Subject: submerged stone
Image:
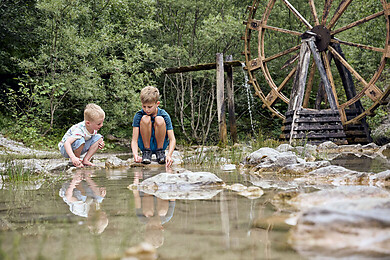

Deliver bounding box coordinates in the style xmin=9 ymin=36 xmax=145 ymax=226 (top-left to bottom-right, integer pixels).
xmin=129 ymin=171 xmax=225 ymax=200
xmin=290 ymin=197 xmax=390 ymax=259
xmin=289 ymin=186 xmax=390 ymax=210
xmin=225 ymin=183 xmax=264 ymax=199
xmin=124 ymin=242 xmax=157 ymax=260
xmin=295 ymin=165 xmax=374 ymax=186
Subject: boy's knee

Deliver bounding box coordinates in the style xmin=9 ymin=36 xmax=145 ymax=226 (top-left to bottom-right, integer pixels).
xmin=140 ymin=115 xmax=152 ymax=125
xmin=154 ymin=116 xmax=166 ymax=127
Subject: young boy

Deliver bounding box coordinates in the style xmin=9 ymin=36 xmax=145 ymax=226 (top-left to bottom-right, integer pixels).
xmin=58 ymin=103 xmax=105 ymax=167
xmin=131 ymin=86 xmax=176 ymax=167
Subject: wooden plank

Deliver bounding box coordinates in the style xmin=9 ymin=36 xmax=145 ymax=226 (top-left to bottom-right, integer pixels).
xmin=285 ymin=109 xmax=340 ymax=116
xmin=307 ymin=39 xmax=338 ymax=110
xmin=286 ymin=132 xmax=347 ymax=138
xmin=225 ymin=55 xmax=238 ymax=144
xmin=284 ymin=116 xmax=344 ymax=123
xmin=216 ymin=53 xmax=227 ymax=145
xmin=163 ymin=60 xmax=242 ymax=74
xmin=283 ymin=124 xmax=344 ymax=131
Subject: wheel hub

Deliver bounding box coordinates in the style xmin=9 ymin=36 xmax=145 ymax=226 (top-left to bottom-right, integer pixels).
xmin=304 ymin=25 xmax=331 ymax=52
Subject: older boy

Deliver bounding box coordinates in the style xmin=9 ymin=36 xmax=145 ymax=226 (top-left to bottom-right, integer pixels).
xmin=131 ymin=86 xmax=176 ymax=167
xmin=58 ymin=103 xmax=105 ymax=167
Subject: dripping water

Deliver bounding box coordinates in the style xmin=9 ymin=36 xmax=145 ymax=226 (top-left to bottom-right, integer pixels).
xmin=241 ymin=63 xmax=256 ymax=135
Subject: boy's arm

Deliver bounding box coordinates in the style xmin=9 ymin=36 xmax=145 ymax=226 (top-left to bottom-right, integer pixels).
xmin=64 ymin=137 xmax=83 ymax=167
xmin=131 ymin=127 xmax=142 ymax=163
xmin=166 ymin=129 xmax=176 ymax=167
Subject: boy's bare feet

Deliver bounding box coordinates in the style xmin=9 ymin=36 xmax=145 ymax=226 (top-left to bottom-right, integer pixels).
xmin=82 ymin=160 xmax=95 ymax=167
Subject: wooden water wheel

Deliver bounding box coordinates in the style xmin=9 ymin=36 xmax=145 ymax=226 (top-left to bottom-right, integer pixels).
xmin=243 ymin=0 xmax=390 ymax=144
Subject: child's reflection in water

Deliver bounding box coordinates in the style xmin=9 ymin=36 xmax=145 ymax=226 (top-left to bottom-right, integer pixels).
xmin=132 ymin=169 xmax=175 ymax=248
xmin=59 ymin=170 xmax=108 ymax=234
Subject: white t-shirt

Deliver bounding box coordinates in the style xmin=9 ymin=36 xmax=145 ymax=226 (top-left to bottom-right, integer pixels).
xmin=58 ymin=121 xmax=97 ymax=150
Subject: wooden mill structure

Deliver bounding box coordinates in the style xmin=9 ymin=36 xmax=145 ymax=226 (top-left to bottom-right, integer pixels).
xmin=243 ymin=0 xmax=390 ymax=144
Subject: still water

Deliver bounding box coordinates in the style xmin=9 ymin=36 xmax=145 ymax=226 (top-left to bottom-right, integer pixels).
xmin=1 ymin=153 xmax=388 ymax=260
xmin=0 ymin=165 xmax=302 ymax=260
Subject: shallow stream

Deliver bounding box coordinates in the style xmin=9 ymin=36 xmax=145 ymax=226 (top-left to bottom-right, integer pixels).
xmin=0 ymin=154 xmax=389 ymax=259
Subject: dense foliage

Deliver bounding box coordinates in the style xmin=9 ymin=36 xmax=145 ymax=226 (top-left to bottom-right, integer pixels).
xmin=0 ymin=0 xmax=388 ymax=148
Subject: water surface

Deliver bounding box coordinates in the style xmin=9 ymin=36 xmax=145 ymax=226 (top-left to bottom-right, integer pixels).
xmin=0 ymin=166 xmax=301 ymax=260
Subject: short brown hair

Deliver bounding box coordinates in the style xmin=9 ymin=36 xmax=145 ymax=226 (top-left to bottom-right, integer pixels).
xmin=84 ymin=103 xmax=105 ymax=122
xmin=140 ymin=86 xmax=160 ymax=104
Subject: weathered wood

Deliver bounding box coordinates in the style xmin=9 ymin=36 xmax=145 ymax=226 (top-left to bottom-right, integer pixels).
xmin=288 ymin=42 xmax=311 ymax=111
xmin=328 ymin=45 xmax=383 ymax=103
xmin=264 ymin=44 xmax=301 ymax=63
xmin=285 ymin=108 xmax=340 ymax=116
xmin=331 ymin=43 xmax=372 ymax=142
xmin=284 ymin=117 xmax=345 ymax=123
xmin=263 ymin=66 xmax=296 ymax=108
xmin=288 ymin=40 xmax=311 ymax=144
xmin=307 ymin=38 xmax=338 ymax=110
xmin=163 ymin=60 xmax=242 ymax=74
xmin=282 ymin=0 xmax=312 ymax=29
xmin=284 ymin=132 xmax=347 ymax=139
xmin=327 ymin=0 xmax=353 ymax=29
xmin=225 ymin=55 xmax=238 ymax=144
xmin=332 ymin=10 xmax=384 ymax=35
xmin=331 ymin=38 xmax=384 ymax=53
xmin=283 ymin=124 xmax=344 ymax=131
xmin=309 ymin=0 xmax=320 ymax=26
xmin=216 ymin=53 xmax=227 ymax=145
xmin=303 ymin=62 xmax=316 ymax=108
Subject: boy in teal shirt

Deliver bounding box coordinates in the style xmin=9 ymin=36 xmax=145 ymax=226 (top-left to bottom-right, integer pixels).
xmin=131 ymin=86 xmax=176 ymax=167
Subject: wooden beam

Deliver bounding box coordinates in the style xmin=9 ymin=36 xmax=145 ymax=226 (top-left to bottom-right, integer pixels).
xmin=216 ymin=53 xmax=228 ymax=145
xmin=226 ymin=55 xmax=238 ymax=144
xmin=163 ymin=60 xmax=243 ymax=74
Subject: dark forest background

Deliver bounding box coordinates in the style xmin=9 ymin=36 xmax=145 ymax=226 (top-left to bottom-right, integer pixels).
xmin=0 ymin=0 xmax=388 ymax=149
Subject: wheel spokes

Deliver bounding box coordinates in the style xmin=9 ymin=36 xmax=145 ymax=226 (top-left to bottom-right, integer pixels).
xmin=328 ymin=45 xmax=383 ymax=102
xmin=332 ymin=10 xmax=385 ymax=35
xmin=263 ymin=24 xmax=302 ymax=36
xmin=332 ymin=38 xmax=385 ymax=53
xmin=264 ymin=66 xmax=297 ymax=107
xmin=327 ymin=0 xmax=353 ymax=29
xmin=264 ymin=44 xmax=301 ymax=63
xmin=282 ymin=0 xmax=312 ymax=29
xmin=309 ymin=0 xmax=320 ymax=26
xmin=321 ymin=0 xmax=334 ymax=26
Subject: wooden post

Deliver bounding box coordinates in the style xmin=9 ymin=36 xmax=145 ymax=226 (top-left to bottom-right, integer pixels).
xmin=288 ymin=40 xmax=311 ymax=144
xmin=216 ymin=53 xmax=227 ymax=145
xmin=225 ymin=55 xmax=238 ymax=144
xmin=307 ymin=38 xmax=338 ymax=110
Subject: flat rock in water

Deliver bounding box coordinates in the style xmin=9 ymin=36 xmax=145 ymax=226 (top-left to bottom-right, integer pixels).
xmin=289 ymin=185 xmax=390 ymax=210
xmin=295 ymin=165 xmax=374 ymax=186
xmin=290 ymin=197 xmax=390 ymax=259
xmin=131 ymin=171 xmax=225 ymax=200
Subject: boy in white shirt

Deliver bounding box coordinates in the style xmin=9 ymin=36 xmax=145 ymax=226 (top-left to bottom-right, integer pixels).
xmin=58 ymin=103 xmax=105 ymax=167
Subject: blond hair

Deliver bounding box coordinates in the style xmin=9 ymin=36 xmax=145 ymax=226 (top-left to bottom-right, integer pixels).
xmin=140 ymin=86 xmax=160 ymax=104
xmin=84 ymin=103 xmax=105 ymax=122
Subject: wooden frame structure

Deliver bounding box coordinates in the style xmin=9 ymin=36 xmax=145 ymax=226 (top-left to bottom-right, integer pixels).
xmin=243 ymin=0 xmax=390 ymax=144
xmin=163 ymin=54 xmax=242 ymax=145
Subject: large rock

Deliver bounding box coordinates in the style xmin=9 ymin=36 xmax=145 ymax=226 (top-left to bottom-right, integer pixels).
xmin=105 ymin=155 xmax=129 ymax=168
xmin=295 ymin=165 xmax=375 ymax=186
xmin=245 ymin=147 xmax=280 ymax=165
xmin=289 ymin=186 xmax=390 ymax=210
xmin=129 ymin=171 xmax=225 ymax=200
xmin=290 ymin=197 xmax=390 ymax=259
xmin=371 ymin=122 xmax=390 ymax=145
xmin=278 ymin=160 xmax=331 ymax=175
